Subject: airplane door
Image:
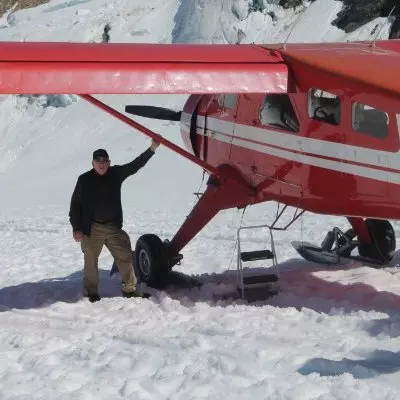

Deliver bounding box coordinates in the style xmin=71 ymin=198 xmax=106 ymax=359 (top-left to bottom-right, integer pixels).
xmin=231 ymin=93 xmax=302 ymax=189
xmin=229 ymin=94 xmax=263 ymax=184
xmin=305 ymin=90 xmax=390 ymax=209
xmin=350 ymin=101 xmax=390 ymax=198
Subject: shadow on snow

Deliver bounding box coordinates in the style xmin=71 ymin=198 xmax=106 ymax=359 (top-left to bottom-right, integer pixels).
xmin=298 ymin=349 xmax=400 ymax=379
xmin=0 ymin=251 xmax=400 ymax=319
xmin=0 ymin=269 xmax=120 ymax=311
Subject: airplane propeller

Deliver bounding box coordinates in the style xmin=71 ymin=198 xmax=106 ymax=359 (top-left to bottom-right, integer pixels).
xmin=125 ymin=105 xmax=182 ymax=121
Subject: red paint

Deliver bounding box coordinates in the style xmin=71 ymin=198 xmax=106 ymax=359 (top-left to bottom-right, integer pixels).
xmin=169 ymin=165 xmax=255 ymax=254
xmin=0 ymin=42 xmax=287 ymax=94
xmin=0 ymin=42 xmax=284 ymax=63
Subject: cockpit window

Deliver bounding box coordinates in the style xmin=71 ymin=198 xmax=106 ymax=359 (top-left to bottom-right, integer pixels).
xmin=352 ymin=102 xmax=389 ymax=139
xmin=223 ymin=94 xmax=237 ymax=110
xmin=308 ymin=89 xmax=341 ymax=125
xmin=259 ymin=94 xmax=299 ymax=132
xmin=217 ymin=94 xmax=237 ymax=110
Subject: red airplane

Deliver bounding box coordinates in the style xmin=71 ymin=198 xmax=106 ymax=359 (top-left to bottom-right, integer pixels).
xmin=1 ymin=40 xmax=399 ymax=291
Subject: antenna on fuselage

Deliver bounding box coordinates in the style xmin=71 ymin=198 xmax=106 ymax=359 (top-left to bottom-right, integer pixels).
xmin=371 ymin=5 xmax=396 ymax=47
xmin=282 ymin=6 xmax=308 ymax=50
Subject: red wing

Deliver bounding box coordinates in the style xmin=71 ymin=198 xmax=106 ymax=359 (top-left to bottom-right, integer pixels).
xmin=0 ymin=42 xmax=287 ymax=94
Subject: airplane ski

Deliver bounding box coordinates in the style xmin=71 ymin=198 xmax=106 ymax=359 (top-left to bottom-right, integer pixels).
xmin=292 ymin=241 xmax=388 ymax=269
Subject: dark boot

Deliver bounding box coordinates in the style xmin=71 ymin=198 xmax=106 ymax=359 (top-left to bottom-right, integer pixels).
xmin=122 ymin=290 xmax=150 ymax=299
xmin=84 ymin=292 xmax=101 ymax=303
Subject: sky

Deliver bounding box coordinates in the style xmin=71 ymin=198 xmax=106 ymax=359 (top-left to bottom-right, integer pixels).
xmin=1 ymin=0 xmax=400 ymax=399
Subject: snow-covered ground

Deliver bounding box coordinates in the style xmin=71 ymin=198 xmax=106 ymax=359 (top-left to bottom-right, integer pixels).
xmin=1 ymin=0 xmax=400 ymax=398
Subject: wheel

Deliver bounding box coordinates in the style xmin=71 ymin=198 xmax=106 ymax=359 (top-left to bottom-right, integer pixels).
xmin=358 ymin=219 xmax=396 ymax=263
xmin=134 ymin=234 xmax=169 ymax=289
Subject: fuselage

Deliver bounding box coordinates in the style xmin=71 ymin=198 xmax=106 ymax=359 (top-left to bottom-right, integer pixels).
xmin=180 ymin=88 xmax=400 ymax=220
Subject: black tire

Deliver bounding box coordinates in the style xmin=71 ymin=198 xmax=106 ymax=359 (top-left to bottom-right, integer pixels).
xmin=358 ymin=219 xmax=396 ymax=263
xmin=134 ymin=234 xmax=169 ymax=289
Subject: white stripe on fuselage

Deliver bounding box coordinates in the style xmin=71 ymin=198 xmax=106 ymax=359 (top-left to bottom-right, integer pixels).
xmin=181 ymin=112 xmax=400 ymax=184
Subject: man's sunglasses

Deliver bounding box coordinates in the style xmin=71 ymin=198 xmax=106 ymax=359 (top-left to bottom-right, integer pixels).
xmin=94 ymin=157 xmax=109 ymax=163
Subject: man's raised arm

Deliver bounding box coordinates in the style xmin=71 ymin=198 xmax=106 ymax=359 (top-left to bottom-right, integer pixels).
xmin=117 ymin=139 xmax=159 ymax=182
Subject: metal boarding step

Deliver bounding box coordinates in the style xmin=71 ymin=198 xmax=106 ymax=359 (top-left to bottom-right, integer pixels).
xmin=240 ymin=250 xmax=274 ymax=262
xmin=242 ymin=274 xmax=279 ymax=286
xmin=237 ymin=225 xmax=280 ymax=301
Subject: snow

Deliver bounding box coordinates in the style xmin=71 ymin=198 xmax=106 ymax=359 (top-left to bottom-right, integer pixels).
xmin=1 ymin=0 xmax=400 ymax=399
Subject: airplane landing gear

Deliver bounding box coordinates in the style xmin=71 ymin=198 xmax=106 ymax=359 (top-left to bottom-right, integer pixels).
xmin=293 ymin=218 xmax=396 ymax=268
xmin=133 ymin=166 xmax=254 ymax=290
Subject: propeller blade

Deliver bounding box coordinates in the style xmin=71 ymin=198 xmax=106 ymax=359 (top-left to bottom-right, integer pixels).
xmin=125 ymin=105 xmax=182 ymax=121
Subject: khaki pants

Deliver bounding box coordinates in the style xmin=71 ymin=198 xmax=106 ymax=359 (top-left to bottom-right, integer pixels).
xmin=81 ymin=222 xmax=137 ymax=295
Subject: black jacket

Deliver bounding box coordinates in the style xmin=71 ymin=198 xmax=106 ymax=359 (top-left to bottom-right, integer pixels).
xmin=69 ymin=148 xmax=154 ymax=235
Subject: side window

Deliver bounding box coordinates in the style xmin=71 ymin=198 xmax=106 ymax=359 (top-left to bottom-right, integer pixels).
xmin=352 ymin=102 xmax=389 ymax=139
xmin=259 ymin=94 xmax=299 ymax=132
xmin=223 ymin=94 xmax=237 ymax=110
xmin=217 ymin=94 xmax=237 ymax=110
xmin=308 ymin=89 xmax=341 ymax=125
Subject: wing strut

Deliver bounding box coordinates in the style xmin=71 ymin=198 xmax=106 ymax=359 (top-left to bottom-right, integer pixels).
xmin=80 ymin=95 xmax=218 ymax=175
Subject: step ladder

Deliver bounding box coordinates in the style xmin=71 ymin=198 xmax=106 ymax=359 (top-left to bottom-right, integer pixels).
xmin=237 ymin=224 xmax=280 ymax=300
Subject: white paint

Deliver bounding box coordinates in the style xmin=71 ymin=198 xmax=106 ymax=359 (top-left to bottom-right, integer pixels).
xmin=182 ymin=112 xmax=400 ymax=184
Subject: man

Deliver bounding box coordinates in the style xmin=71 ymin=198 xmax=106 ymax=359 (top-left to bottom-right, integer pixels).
xmin=69 ymin=139 xmax=159 ymax=302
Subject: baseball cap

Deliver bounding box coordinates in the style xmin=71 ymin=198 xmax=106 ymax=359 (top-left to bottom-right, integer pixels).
xmin=93 ymin=149 xmax=109 ymax=160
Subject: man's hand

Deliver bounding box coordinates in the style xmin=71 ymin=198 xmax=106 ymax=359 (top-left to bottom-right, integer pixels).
xmin=73 ymin=231 xmax=83 ymax=242
xmin=150 ymin=138 xmax=160 ymax=152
